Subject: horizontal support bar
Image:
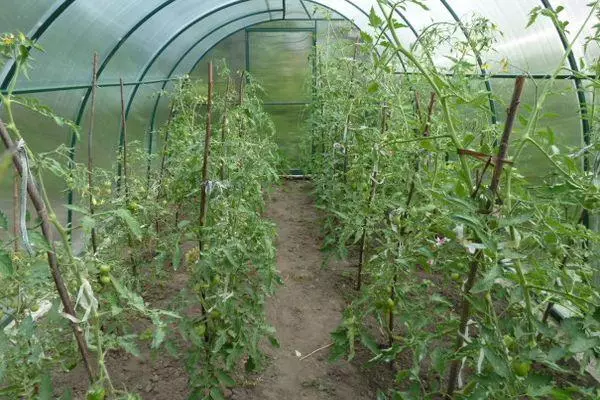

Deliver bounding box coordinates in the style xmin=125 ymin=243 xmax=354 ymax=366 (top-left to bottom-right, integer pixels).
xmin=2 ymin=77 xmax=184 ymax=95
xmin=246 ymin=27 xmax=316 ymax=32
xmin=282 ymin=18 xmax=346 ymax=21
xmin=263 ymin=101 xmax=309 ymax=106
xmin=393 ymin=71 xmax=597 ymax=80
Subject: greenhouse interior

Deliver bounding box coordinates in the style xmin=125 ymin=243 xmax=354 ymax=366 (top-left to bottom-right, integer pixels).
xmin=2 ymin=0 xmax=600 ymax=399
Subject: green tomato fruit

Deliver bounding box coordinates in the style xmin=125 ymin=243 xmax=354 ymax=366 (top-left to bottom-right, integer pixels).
xmin=99 ymin=264 xmax=111 ymax=274
xmin=503 ymin=335 xmax=515 ymax=349
xmin=86 ymin=386 xmax=106 ymax=400
xmin=30 ymin=303 xmax=40 ymax=312
xmin=195 ymin=323 xmax=206 ymax=337
xmin=100 ymin=275 xmax=111 ymax=285
xmin=451 ymin=272 xmax=461 ymax=282
xmin=512 ymin=360 xmax=531 ymax=377
xmin=386 ymin=298 xmax=395 ymax=309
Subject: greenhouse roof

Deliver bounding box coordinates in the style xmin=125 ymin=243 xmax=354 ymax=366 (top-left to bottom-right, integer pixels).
xmin=2 ymin=1 xmax=599 ymax=90
xmin=1 ymin=0 xmax=599 ymax=156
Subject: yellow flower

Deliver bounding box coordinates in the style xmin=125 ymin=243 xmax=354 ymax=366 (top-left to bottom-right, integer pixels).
xmin=1 ymin=34 xmax=15 ymax=47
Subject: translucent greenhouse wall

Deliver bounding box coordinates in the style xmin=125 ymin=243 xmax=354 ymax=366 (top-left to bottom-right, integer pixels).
xmin=1 ymin=0 xmax=600 ymax=229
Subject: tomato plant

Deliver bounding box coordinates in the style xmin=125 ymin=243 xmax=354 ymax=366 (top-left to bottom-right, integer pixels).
xmin=1 ymin=31 xmax=280 ymax=399
xmin=308 ymin=1 xmax=600 ymax=398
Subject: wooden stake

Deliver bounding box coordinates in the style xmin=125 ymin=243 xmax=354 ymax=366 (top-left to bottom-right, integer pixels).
xmin=423 ymin=92 xmax=437 ymax=137
xmin=119 ymin=78 xmax=129 ymax=200
xmin=12 ymin=167 xmax=19 ymax=253
xmin=88 ymin=53 xmax=99 ymax=254
xmin=446 ymin=76 xmax=525 ymax=398
xmin=220 ymin=77 xmax=231 ymax=181
xmin=356 ymin=106 xmax=387 ymax=291
xmin=198 ymin=61 xmax=214 ymax=343
xmin=199 ymin=61 xmax=214 ymax=253
xmin=120 ymin=78 xmax=137 ymax=279
xmin=155 ymin=103 xmax=175 ymax=235
xmin=0 ymin=120 xmax=96 ymax=382
xmin=238 ymin=71 xmax=245 ymax=137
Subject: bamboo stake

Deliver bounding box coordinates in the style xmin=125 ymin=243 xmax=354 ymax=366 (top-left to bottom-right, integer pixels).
xmin=87 ymin=53 xmax=99 ymax=254
xmin=198 ymin=62 xmax=214 ymax=343
xmin=119 ymin=78 xmax=129 ymax=200
xmin=356 ymin=106 xmax=387 ymax=291
xmin=423 ymin=92 xmax=437 ymax=137
xmin=356 ymin=169 xmax=377 ymax=291
xmin=12 ymin=167 xmax=19 ymax=253
xmin=155 ymin=103 xmax=175 ymax=235
xmin=238 ymin=71 xmax=245 ymax=137
xmin=238 ymin=70 xmax=246 ymax=107
xmin=220 ymin=77 xmax=231 ymax=181
xmin=199 ymin=61 xmax=214 ymax=254
xmin=0 ymin=120 xmax=96 ymax=382
xmin=446 ymin=76 xmax=526 ymax=398
xmin=119 ymin=78 xmax=137 ymax=279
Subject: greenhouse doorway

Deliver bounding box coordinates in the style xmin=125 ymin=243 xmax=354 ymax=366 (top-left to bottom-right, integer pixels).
xmin=246 ymin=26 xmax=315 ymax=173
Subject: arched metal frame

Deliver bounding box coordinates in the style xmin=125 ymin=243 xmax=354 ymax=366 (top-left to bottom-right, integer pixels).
xmin=115 ymin=8 xmax=283 ymax=180
xmin=60 ymin=0 xmax=374 ymax=226
xmin=147 ymin=0 xmax=371 ymax=136
xmin=540 ymin=0 xmax=591 ymax=149
xmin=0 ymin=0 xmax=592 ymax=230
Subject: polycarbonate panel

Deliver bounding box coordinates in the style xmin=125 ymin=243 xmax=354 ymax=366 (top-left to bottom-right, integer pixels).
xmin=249 ymin=31 xmax=314 ymax=102
xmin=492 ymin=77 xmax=582 ymax=176
xmin=77 ymin=86 xmax=135 ymax=172
xmin=151 ymin=12 xmax=279 ymax=103
xmin=309 ymin=0 xmax=372 ymax=36
xmin=285 ymin=0 xmax=312 ymax=19
xmin=124 ymin=10 xmax=278 ymax=141
xmin=0 ymin=89 xmax=86 ymax=228
xmin=11 ymin=0 xmax=170 ymax=89
xmin=557 ymin=0 xmax=600 ymax=73
xmin=189 ymin=31 xmax=247 ymax=80
xmin=0 ymin=0 xmax=54 ymax=38
xmin=265 ymin=104 xmax=309 ymax=168
xmin=104 ymin=0 xmax=278 ymax=84
xmin=449 ymin=0 xmax=567 ymax=74
xmin=300 ymin=0 xmax=345 ymax=19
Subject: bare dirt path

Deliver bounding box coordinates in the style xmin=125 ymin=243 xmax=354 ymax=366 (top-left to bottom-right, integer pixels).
xmin=233 ymin=181 xmax=378 ymax=400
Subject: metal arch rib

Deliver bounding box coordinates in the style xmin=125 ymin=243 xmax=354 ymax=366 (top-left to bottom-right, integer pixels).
xmin=146 ymin=11 xmax=286 ymax=135
xmin=143 ymin=12 xmax=283 ymax=175
xmin=122 ymin=0 xmax=258 ymax=123
xmin=147 ymin=0 xmax=393 ymax=133
xmin=66 ymin=0 xmax=255 ymax=226
xmin=65 ymin=0 xmax=254 ymax=226
xmin=72 ymin=0 xmax=184 ymax=130
xmin=0 ymin=0 xmax=75 ymax=90
xmin=539 ymin=0 xmax=591 ymax=226
xmin=540 ymin=0 xmax=590 ymax=150
xmin=439 ymin=0 xmax=497 ymax=125
xmin=117 ymin=4 xmax=274 ymax=181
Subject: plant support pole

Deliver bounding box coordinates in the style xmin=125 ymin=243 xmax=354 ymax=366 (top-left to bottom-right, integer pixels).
xmin=119 ymin=78 xmax=137 ymax=279
xmin=356 ymin=106 xmax=387 ymax=291
xmin=119 ymin=78 xmax=129 ymax=200
xmin=199 ymin=61 xmax=214 ymax=253
xmin=88 ymin=53 xmax=99 ymax=254
xmin=197 ymin=61 xmax=214 ymax=343
xmin=446 ymin=76 xmax=525 ymax=398
xmin=12 ymin=168 xmax=19 ymax=253
xmin=0 ymin=120 xmax=96 ymax=382
xmin=220 ymin=77 xmax=231 ymax=181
